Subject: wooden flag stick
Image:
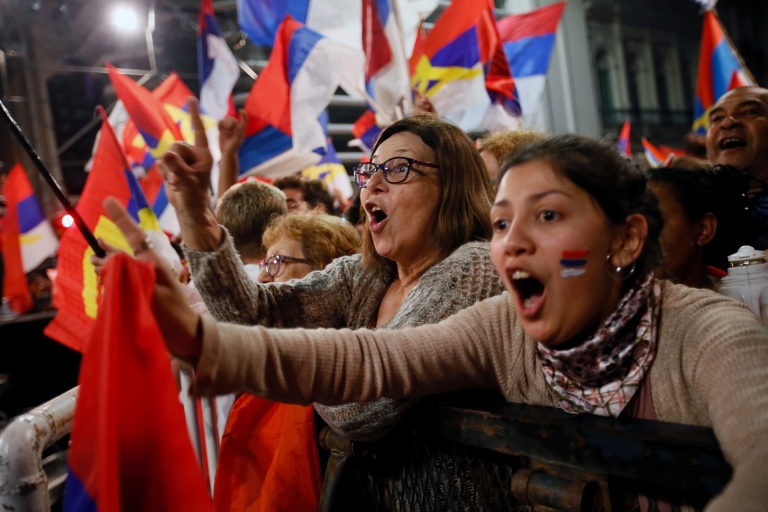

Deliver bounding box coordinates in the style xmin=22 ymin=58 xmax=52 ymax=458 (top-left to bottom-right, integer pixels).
xmin=0 ymin=98 xmax=105 ymax=257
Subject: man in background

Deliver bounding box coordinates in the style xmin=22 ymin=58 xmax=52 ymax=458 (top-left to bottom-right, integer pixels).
xmin=273 ymin=175 xmax=336 ymax=215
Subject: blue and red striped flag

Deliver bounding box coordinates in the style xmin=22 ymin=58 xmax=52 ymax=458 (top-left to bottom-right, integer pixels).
xmin=198 ymin=0 xmax=239 ymax=121
xmin=617 ymin=121 xmax=631 ymax=157
xmin=0 ymin=164 xmax=58 ymax=313
xmin=693 ymin=10 xmax=755 ymax=134
xmin=642 ymin=138 xmax=670 ymax=168
xmin=497 ymin=2 xmax=566 ymax=118
xmin=238 ymin=15 xmax=363 ymax=179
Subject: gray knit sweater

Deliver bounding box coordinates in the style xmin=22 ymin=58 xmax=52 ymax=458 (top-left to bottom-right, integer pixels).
xmin=186 ymin=229 xmax=505 ymax=440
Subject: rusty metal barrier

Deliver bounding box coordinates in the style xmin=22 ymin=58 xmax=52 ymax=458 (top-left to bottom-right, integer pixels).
xmin=318 ymin=391 xmax=732 ymax=512
xmin=0 ymin=387 xmax=78 ymax=512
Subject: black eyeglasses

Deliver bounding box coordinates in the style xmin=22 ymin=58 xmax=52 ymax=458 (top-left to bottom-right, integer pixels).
xmin=259 ymin=255 xmax=311 ymax=277
xmin=353 ymin=157 xmax=439 ymax=188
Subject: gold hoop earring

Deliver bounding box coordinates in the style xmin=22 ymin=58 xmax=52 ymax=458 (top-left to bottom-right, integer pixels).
xmin=605 ymin=250 xmax=637 ymax=280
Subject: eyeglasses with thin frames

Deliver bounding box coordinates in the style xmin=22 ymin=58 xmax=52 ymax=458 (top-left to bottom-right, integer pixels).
xmin=259 ymin=255 xmax=311 ymax=277
xmin=353 ymin=157 xmax=439 ymax=188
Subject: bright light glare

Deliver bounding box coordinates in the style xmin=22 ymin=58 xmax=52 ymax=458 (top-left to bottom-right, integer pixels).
xmin=113 ymin=6 xmax=139 ymax=31
xmin=62 ymin=214 xmax=74 ymax=228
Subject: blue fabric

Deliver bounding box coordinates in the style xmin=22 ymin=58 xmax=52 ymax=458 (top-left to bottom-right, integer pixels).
xmin=712 ymin=40 xmax=741 ymax=102
xmin=198 ymin=13 xmax=223 ymax=86
xmin=136 ymin=128 xmax=159 ymax=150
xmin=237 ymin=0 xmax=310 ymax=47
xmin=17 ymin=194 xmax=45 ymax=233
xmin=238 ymin=125 xmax=294 ymax=173
xmin=502 ymin=34 xmax=556 ymax=78
xmin=287 ymin=26 xmax=324 ymax=85
xmin=62 ymin=469 xmax=98 ymax=512
xmin=430 ymin=27 xmax=479 ymax=68
xmin=152 ymin=185 xmax=170 ymax=219
xmin=374 ymin=0 xmax=390 ymax=26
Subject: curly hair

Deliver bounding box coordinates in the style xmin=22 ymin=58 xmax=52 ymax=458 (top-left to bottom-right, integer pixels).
xmin=479 ymin=129 xmax=545 ymax=164
xmin=362 ymin=114 xmax=495 ymax=275
xmin=262 ymin=212 xmax=361 ymax=270
xmin=648 ymin=165 xmax=757 ymax=270
xmin=501 ymin=134 xmax=664 ymax=286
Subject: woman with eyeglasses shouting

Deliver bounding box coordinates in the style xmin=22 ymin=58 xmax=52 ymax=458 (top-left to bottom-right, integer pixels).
xmin=154 ymin=107 xmax=504 ymax=441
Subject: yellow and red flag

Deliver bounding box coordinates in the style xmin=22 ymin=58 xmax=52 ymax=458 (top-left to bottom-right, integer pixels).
xmin=44 ymin=112 xmax=171 ymax=352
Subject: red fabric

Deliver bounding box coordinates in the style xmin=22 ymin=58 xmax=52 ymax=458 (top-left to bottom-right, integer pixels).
xmin=213 ymin=395 xmax=322 ymax=512
xmin=496 ymin=2 xmax=566 ymax=41
xmin=0 ymin=164 xmax=33 ymax=313
xmin=65 ymin=253 xmax=211 ymax=511
xmin=45 ymin=118 xmax=136 ymax=352
xmin=107 ymin=63 xmax=183 ymax=143
xmin=362 ymin=0 xmax=392 ymax=82
xmin=243 ymin=16 xmax=301 ymax=138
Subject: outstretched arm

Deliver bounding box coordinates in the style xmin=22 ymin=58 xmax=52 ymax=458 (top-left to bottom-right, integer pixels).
xmin=190 ymin=298 xmax=509 ymax=405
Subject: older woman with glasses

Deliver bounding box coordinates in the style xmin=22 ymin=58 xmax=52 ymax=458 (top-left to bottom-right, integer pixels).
xmin=257 ymin=212 xmax=360 ymax=284
xmin=155 ymin=106 xmax=505 ymax=441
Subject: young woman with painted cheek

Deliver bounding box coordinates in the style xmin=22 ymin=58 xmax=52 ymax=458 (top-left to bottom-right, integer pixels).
xmin=109 ymin=134 xmax=768 ymax=509
xmin=490 ymin=159 xmax=647 ymax=347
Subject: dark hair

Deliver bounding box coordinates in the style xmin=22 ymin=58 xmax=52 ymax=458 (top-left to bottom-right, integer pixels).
xmin=648 ymin=165 xmax=757 ymax=270
xmin=500 ymin=134 xmax=664 ymax=285
xmin=273 ymin=175 xmax=337 ymax=215
xmin=362 ymin=114 xmax=495 ymax=274
xmin=345 ymin=192 xmax=363 ymax=225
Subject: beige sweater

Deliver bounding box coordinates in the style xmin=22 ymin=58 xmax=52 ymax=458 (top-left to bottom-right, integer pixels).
xmin=191 ymin=282 xmax=768 ymax=511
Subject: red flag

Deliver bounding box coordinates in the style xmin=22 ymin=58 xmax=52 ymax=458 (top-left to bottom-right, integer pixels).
xmin=45 ymin=115 xmax=162 ymax=352
xmin=0 ymin=164 xmax=34 ymax=313
xmin=213 ymin=395 xmax=322 ymax=512
xmin=62 ymin=254 xmax=211 ymax=512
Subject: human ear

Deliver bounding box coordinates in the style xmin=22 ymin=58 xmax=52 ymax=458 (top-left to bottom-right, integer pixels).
xmin=696 ymin=213 xmax=717 ymax=247
xmin=609 ymin=214 xmax=649 ymax=269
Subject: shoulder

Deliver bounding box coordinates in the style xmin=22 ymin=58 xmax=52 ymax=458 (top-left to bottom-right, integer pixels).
xmin=443 ymin=241 xmax=493 ymax=264
xmin=660 ymin=280 xmax=759 ymax=323
xmin=658 ymin=280 xmax=768 ymax=358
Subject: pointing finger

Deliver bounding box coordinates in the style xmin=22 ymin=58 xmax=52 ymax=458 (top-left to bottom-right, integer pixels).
xmin=187 ymin=97 xmax=209 ymax=149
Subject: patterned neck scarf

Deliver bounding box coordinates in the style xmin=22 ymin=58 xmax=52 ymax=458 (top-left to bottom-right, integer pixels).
xmin=537 ymin=274 xmax=662 ymax=417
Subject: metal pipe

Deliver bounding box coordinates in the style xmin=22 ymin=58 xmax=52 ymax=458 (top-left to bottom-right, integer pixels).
xmin=145 ymin=0 xmax=158 ymax=74
xmin=200 ymin=397 xmax=219 ymax=495
xmin=0 ymin=388 xmax=79 ymax=512
xmin=0 ymin=99 xmax=105 ymax=258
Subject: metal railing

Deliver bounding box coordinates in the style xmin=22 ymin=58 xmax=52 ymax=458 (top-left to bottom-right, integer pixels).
xmin=318 ymin=391 xmax=731 ymax=512
xmin=0 ymin=387 xmax=78 ymax=512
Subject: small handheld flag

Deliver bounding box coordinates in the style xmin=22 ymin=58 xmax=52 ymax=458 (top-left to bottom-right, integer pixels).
xmin=617 ymin=121 xmax=631 ymax=157
xmin=1 ymin=164 xmax=58 ymax=313
xmin=198 ymin=0 xmax=239 ymax=121
xmin=0 ymin=99 xmax=103 ymax=257
xmin=642 ymin=138 xmax=672 ymax=168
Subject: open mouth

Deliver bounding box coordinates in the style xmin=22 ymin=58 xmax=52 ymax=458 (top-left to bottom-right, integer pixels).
xmin=371 ymin=206 xmax=388 ymax=224
xmin=720 ymin=137 xmax=747 ymax=150
xmin=510 ymin=270 xmax=546 ymax=316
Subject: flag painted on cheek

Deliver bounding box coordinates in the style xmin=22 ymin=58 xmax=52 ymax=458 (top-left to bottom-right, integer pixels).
xmin=560 ymin=250 xmax=589 ymax=278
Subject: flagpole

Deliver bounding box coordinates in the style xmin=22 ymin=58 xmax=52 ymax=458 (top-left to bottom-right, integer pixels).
xmin=0 ymin=99 xmax=105 ymax=258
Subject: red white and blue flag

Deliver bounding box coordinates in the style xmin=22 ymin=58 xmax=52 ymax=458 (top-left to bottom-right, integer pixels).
xmin=238 ymin=16 xmax=363 ymax=179
xmin=497 ymin=2 xmax=566 ymax=121
xmin=642 ymin=138 xmax=671 ymax=168
xmin=693 ymin=10 xmax=755 ymax=134
xmin=0 ymin=164 xmax=57 ymax=313
xmin=409 ymin=0 xmax=520 ymax=131
xmin=198 ymin=0 xmax=239 ymax=121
